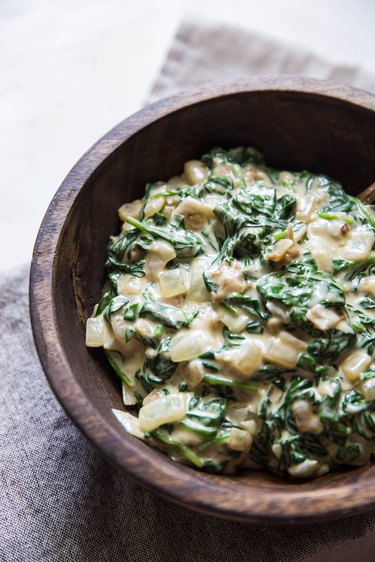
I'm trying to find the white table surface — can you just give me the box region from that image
[1,0,375,270]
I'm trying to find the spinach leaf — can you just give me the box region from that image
[322,181,355,212]
[127,216,203,258]
[135,338,176,389]
[105,351,132,387]
[139,302,195,329]
[141,356,176,386]
[106,256,146,277]
[103,295,129,323]
[350,197,375,230]
[336,443,361,463]
[225,293,269,321]
[348,306,375,354]
[228,146,264,166]
[307,330,356,362]
[251,363,292,383]
[214,201,249,236]
[234,226,268,258]
[152,428,203,468]
[257,264,346,331]
[360,296,375,309]
[95,289,116,317]
[203,176,233,195]
[233,186,277,218]
[297,352,330,375]
[343,390,371,414]
[340,257,375,284]
[108,229,139,261]
[222,326,245,346]
[300,433,327,457]
[203,373,257,392]
[275,193,296,220]
[245,319,264,334]
[180,396,227,436]
[250,423,274,468]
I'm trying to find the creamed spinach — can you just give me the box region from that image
[86,147,375,478]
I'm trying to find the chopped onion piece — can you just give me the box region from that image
[296,195,317,222]
[170,426,203,445]
[272,442,282,459]
[264,331,307,369]
[228,428,253,452]
[308,220,374,263]
[122,381,137,406]
[363,379,375,402]
[117,274,142,295]
[170,332,212,362]
[144,196,165,218]
[209,261,246,301]
[145,241,176,280]
[85,317,105,347]
[167,175,186,187]
[159,268,188,298]
[216,306,249,333]
[266,301,290,323]
[341,352,371,383]
[265,239,293,262]
[112,408,144,439]
[184,160,209,185]
[359,276,375,297]
[111,312,138,352]
[310,243,332,273]
[134,318,156,339]
[288,459,319,478]
[279,171,295,183]
[184,360,205,388]
[317,379,335,398]
[86,316,116,349]
[309,218,343,239]
[341,231,374,261]
[217,339,263,378]
[306,304,342,331]
[176,196,213,230]
[142,388,166,406]
[139,393,189,432]
[188,257,212,301]
[240,419,257,436]
[118,198,142,221]
[291,399,323,434]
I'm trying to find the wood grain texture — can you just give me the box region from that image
[359,182,375,203]
[30,77,375,524]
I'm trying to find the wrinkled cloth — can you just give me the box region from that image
[2,18,375,562]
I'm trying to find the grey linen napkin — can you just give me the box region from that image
[2,18,375,562]
[149,17,375,101]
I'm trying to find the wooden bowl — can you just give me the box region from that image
[30,76,375,524]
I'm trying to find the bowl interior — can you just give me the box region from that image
[34,81,375,523]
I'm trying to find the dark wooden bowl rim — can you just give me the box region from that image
[30,76,375,524]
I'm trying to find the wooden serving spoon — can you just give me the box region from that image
[358,182,375,203]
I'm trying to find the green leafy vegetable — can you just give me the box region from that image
[127,216,203,258]
[180,396,227,436]
[88,145,375,479]
[140,302,195,329]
